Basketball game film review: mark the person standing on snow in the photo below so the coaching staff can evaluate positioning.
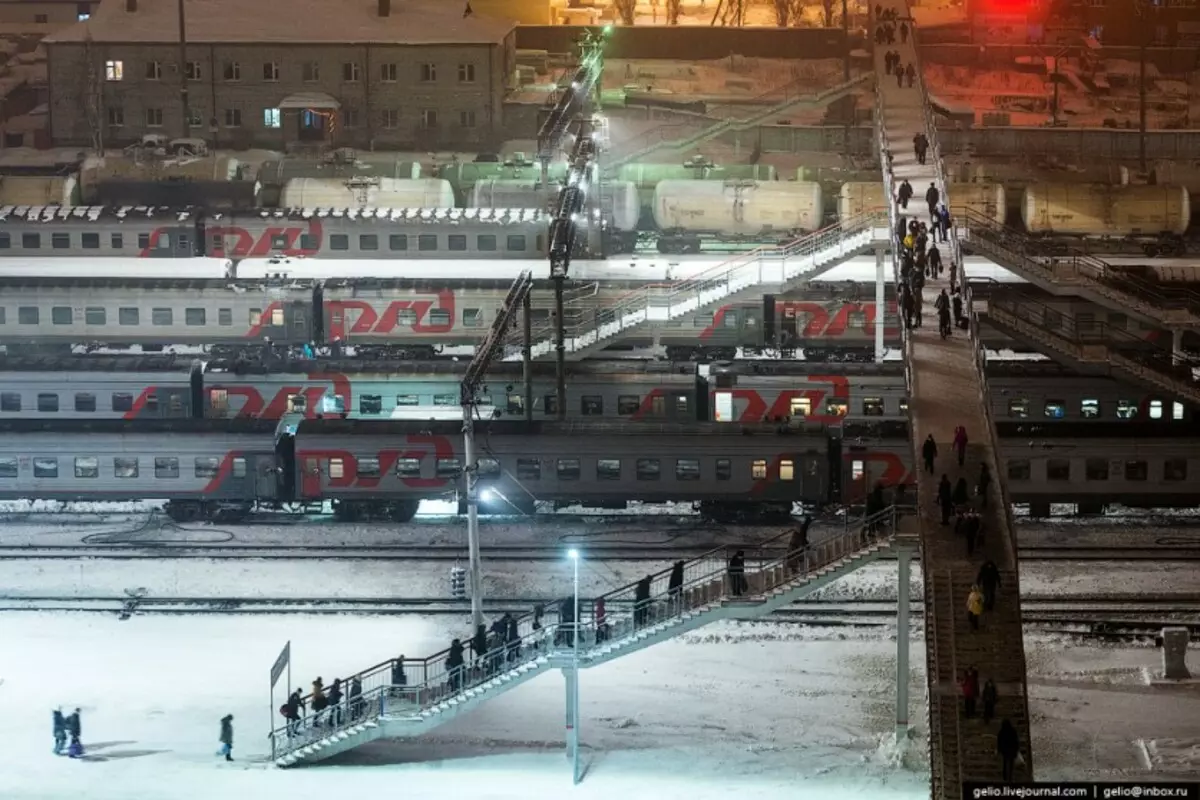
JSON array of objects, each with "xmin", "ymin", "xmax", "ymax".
[
  {"xmin": 52, "ymin": 708, "xmax": 66, "ymax": 755},
  {"xmin": 66, "ymin": 708, "xmax": 83, "ymax": 757},
  {"xmin": 218, "ymin": 714, "xmax": 233, "ymax": 762}
]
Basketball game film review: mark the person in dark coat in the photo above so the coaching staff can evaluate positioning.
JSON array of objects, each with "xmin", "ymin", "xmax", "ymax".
[
  {"xmin": 634, "ymin": 576, "xmax": 652, "ymax": 627},
  {"xmin": 392, "ymin": 656, "xmax": 407, "ymax": 687},
  {"xmin": 952, "ymin": 291, "xmax": 963, "ymax": 328},
  {"xmin": 52, "ymin": 708, "xmax": 67, "ymax": 754},
  {"xmin": 595, "ymin": 597, "xmax": 609, "ymax": 642},
  {"xmin": 982, "ymin": 678, "xmax": 998, "ymax": 723},
  {"xmin": 667, "ymin": 560, "xmax": 685, "ymax": 609},
  {"xmin": 505, "ymin": 612, "xmax": 521, "ymax": 661},
  {"xmin": 348, "ymin": 676, "xmax": 363, "ymax": 721},
  {"xmin": 977, "ymin": 560, "xmax": 1001, "ymax": 611},
  {"xmin": 900, "ymin": 21, "xmax": 909, "ymax": 42},
  {"xmin": 965, "ymin": 511, "xmax": 980, "ymax": 556},
  {"xmin": 922, "ymin": 434, "xmax": 938, "ymax": 474},
  {"xmin": 952, "ymin": 477, "xmax": 969, "ymax": 508},
  {"xmin": 935, "ymin": 289, "xmax": 951, "ymax": 338},
  {"xmin": 327, "ymin": 678, "xmax": 344, "ymax": 727},
  {"xmin": 310, "ymin": 678, "xmax": 327, "ymax": 725},
  {"xmin": 960, "ymin": 667, "xmax": 979, "ymax": 718},
  {"xmin": 786, "ymin": 517, "xmax": 811, "ymax": 574},
  {"xmin": 928, "ymin": 244, "xmax": 942, "ymax": 274},
  {"xmin": 446, "ymin": 638, "xmax": 465, "ymax": 692},
  {"xmin": 977, "ymin": 462, "xmax": 991, "ymax": 508},
  {"xmin": 997, "ymin": 718, "xmax": 1021, "ymax": 781},
  {"xmin": 472, "ymin": 622, "xmax": 489, "ymax": 665},
  {"xmin": 905, "ymin": 63, "xmax": 916, "ymax": 87},
  {"xmin": 218, "ymin": 714, "xmax": 234, "ymax": 762},
  {"xmin": 728, "ymin": 550, "xmax": 747, "ymax": 596},
  {"xmin": 896, "ymin": 62, "xmax": 905, "ymax": 88},
  {"xmin": 953, "ymin": 426, "xmax": 969, "ymax": 467},
  {"xmin": 937, "ymin": 474, "xmax": 953, "ymax": 524},
  {"xmin": 924, "ymin": 183, "xmax": 940, "ymax": 217},
  {"xmin": 897, "ymin": 179, "xmax": 913, "ymax": 210}
]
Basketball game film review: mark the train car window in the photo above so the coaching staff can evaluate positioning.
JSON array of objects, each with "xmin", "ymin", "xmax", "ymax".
[
  {"xmin": 1124, "ymin": 460, "xmax": 1148, "ymax": 481},
  {"xmin": 51, "ymin": 307, "xmax": 72, "ymax": 325},
  {"xmin": 0, "ymin": 457, "xmax": 17, "ymax": 477},
  {"xmin": 693, "ymin": 312, "xmax": 713, "ymax": 328},
  {"xmin": 675, "ymin": 395, "xmax": 689, "ymax": 415},
  {"xmin": 233, "ymin": 458, "xmax": 247, "ymax": 478},
  {"xmin": 33, "ymin": 457, "xmax": 57, "ymax": 478},
  {"xmin": 825, "ymin": 400, "xmax": 848, "ymax": 417},
  {"xmin": 356, "ymin": 458, "xmax": 381, "ymax": 479},
  {"xmin": 0, "ymin": 307, "xmax": 5, "ymax": 324},
  {"xmin": 791, "ymin": 397, "xmax": 811, "ymax": 417},
  {"xmin": 329, "ymin": 235, "xmax": 349, "ymax": 251},
  {"xmin": 18, "ymin": 306, "xmax": 37, "ymax": 325},
  {"xmin": 168, "ymin": 395, "xmax": 183, "ymax": 414},
  {"xmin": 329, "ymin": 458, "xmax": 345, "ymax": 479},
  {"xmin": 418, "ymin": 234, "xmax": 438, "ymax": 251},
  {"xmin": 74, "ymin": 457, "xmax": 99, "ymax": 479},
  {"xmin": 1149, "ymin": 400, "xmax": 1164, "ymax": 420},
  {"xmin": 270, "ymin": 308, "xmax": 284, "ymax": 326},
  {"xmin": 155, "ymin": 457, "xmax": 180, "ymax": 479},
  {"xmin": 1116, "ymin": 400, "xmax": 1137, "ymax": 419},
  {"xmin": 389, "ymin": 234, "xmax": 407, "ymax": 251},
  {"xmin": 0, "ymin": 232, "xmax": 9, "ymax": 248},
  {"xmin": 359, "ymin": 234, "xmax": 379, "ymax": 251},
  {"xmin": 581, "ymin": 395, "xmax": 603, "ymax": 415},
  {"xmin": 716, "ymin": 458, "xmax": 732, "ymax": 480},
  {"xmin": 37, "ymin": 393, "xmax": 58, "ymax": 412},
  {"xmin": 300, "ymin": 234, "xmax": 319, "ymax": 250},
  {"xmin": 1006, "ymin": 460, "xmax": 1030, "ymax": 481},
  {"xmin": 862, "ymin": 397, "xmax": 884, "ymax": 416},
  {"xmin": 596, "ymin": 459, "xmax": 621, "ymax": 480},
  {"xmin": 448, "ymin": 234, "xmax": 467, "ymax": 251},
  {"xmin": 0, "ymin": 392, "xmax": 20, "ymax": 412},
  {"xmin": 505, "ymin": 235, "xmax": 526, "ymax": 252},
  {"xmin": 218, "ymin": 309, "xmax": 233, "ymax": 326},
  {"xmin": 268, "ymin": 234, "xmax": 288, "ymax": 250},
  {"xmin": 477, "ymin": 395, "xmax": 493, "ymax": 407},
  {"xmin": 779, "ymin": 459, "xmax": 794, "ymax": 481},
  {"xmin": 395, "ymin": 394, "xmax": 419, "ymax": 407},
  {"xmin": 722, "ymin": 310, "xmax": 738, "ymax": 328},
  {"xmin": 51, "ymin": 233, "xmax": 70, "ymax": 249},
  {"xmin": 1165, "ymin": 459, "xmax": 1188, "ymax": 481},
  {"xmin": 144, "ymin": 395, "xmax": 159, "ymax": 413},
  {"xmin": 506, "ymin": 394, "xmax": 524, "ymax": 415},
  {"xmin": 178, "ymin": 233, "xmax": 190, "ymax": 251},
  {"xmin": 1084, "ymin": 459, "xmax": 1109, "ymax": 481},
  {"xmin": 516, "ymin": 458, "xmax": 541, "ymax": 480},
  {"xmin": 751, "ymin": 459, "xmax": 767, "ymax": 480},
  {"xmin": 478, "ymin": 458, "xmax": 500, "ymax": 477},
  {"xmin": 463, "ymin": 308, "xmax": 482, "ymax": 327},
  {"xmin": 900, "ymin": 398, "xmax": 909, "ymax": 414},
  {"xmin": 292, "ymin": 308, "xmax": 307, "ymax": 331},
  {"xmin": 111, "ymin": 233, "xmax": 123, "ymax": 250},
  {"xmin": 114, "ymin": 458, "xmax": 139, "ymax": 478},
  {"xmin": 677, "ymin": 459, "xmax": 701, "ymax": 481},
  {"xmin": 556, "ymin": 459, "xmax": 581, "ymax": 481},
  {"xmin": 396, "ymin": 458, "xmax": 421, "ymax": 478},
  {"xmin": 22, "ymin": 233, "xmax": 39, "ymax": 249},
  {"xmin": 185, "ymin": 308, "xmax": 206, "ymax": 326},
  {"xmin": 137, "ymin": 233, "xmax": 150, "ymax": 249},
  {"xmin": 851, "ymin": 460, "xmax": 865, "ymax": 481},
  {"xmin": 649, "ymin": 395, "xmax": 666, "ymax": 417},
  {"xmin": 617, "ymin": 395, "xmax": 640, "ymax": 415},
  {"xmin": 85, "ymin": 307, "xmax": 106, "ymax": 326},
  {"xmin": 543, "ymin": 394, "xmax": 558, "ymax": 415},
  {"xmin": 433, "ymin": 394, "xmax": 456, "ymax": 406},
  {"xmin": 636, "ymin": 458, "xmax": 661, "ymax": 481},
  {"xmin": 1080, "ymin": 399, "xmax": 1099, "ymax": 418},
  {"xmin": 151, "ymin": 308, "xmax": 173, "ymax": 326},
  {"xmin": 428, "ymin": 309, "xmax": 450, "ymax": 327},
  {"xmin": 1007, "ymin": 398, "xmax": 1028, "ymax": 418},
  {"xmin": 1044, "ymin": 400, "xmax": 1065, "ymax": 419},
  {"xmin": 74, "ymin": 393, "xmax": 96, "ymax": 413},
  {"xmin": 396, "ymin": 309, "xmax": 417, "ymax": 327},
  {"xmin": 287, "ymin": 394, "xmax": 306, "ymax": 413},
  {"xmin": 359, "ymin": 395, "xmax": 383, "ymax": 414},
  {"xmin": 436, "ymin": 458, "xmax": 461, "ymax": 478},
  {"xmin": 249, "ymin": 309, "xmax": 262, "ymax": 326},
  {"xmin": 1046, "ymin": 459, "xmax": 1070, "ymax": 481},
  {"xmin": 119, "ymin": 307, "xmax": 139, "ymax": 326},
  {"xmin": 111, "ymin": 393, "xmax": 133, "ymax": 412},
  {"xmin": 477, "ymin": 235, "xmax": 497, "ymax": 251},
  {"xmin": 1174, "ymin": 402, "xmax": 1186, "ymax": 421},
  {"xmin": 81, "ymin": 233, "xmax": 100, "ymax": 250}
]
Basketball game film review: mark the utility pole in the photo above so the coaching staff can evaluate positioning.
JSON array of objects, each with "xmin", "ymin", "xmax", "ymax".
[
  {"xmin": 1139, "ymin": 37, "xmax": 1147, "ymax": 173},
  {"xmin": 177, "ymin": 0, "xmax": 190, "ymax": 139}
]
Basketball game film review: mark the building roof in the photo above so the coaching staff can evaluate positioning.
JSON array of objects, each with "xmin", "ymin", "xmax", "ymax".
[{"xmin": 45, "ymin": 0, "xmax": 515, "ymax": 46}]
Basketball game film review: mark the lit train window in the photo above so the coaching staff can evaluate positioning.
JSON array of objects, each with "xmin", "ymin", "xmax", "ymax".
[
  {"xmin": 395, "ymin": 395, "xmax": 418, "ymax": 407},
  {"xmin": 506, "ymin": 395, "xmax": 523, "ymax": 415},
  {"xmin": 1165, "ymin": 459, "xmax": 1188, "ymax": 481},
  {"xmin": 1149, "ymin": 400, "xmax": 1164, "ymax": 420},
  {"xmin": 1085, "ymin": 459, "xmax": 1108, "ymax": 481},
  {"xmin": 1046, "ymin": 459, "xmax": 1070, "ymax": 481},
  {"xmin": 581, "ymin": 396, "xmax": 603, "ymax": 415},
  {"xmin": 790, "ymin": 397, "xmax": 811, "ymax": 418},
  {"xmin": 714, "ymin": 391, "xmax": 732, "ymax": 422},
  {"xmin": 0, "ymin": 392, "xmax": 20, "ymax": 412},
  {"xmin": 436, "ymin": 458, "xmax": 461, "ymax": 478},
  {"xmin": 396, "ymin": 458, "xmax": 420, "ymax": 478},
  {"xmin": 271, "ymin": 308, "xmax": 284, "ymax": 326},
  {"xmin": 1080, "ymin": 399, "xmax": 1099, "ymax": 418},
  {"xmin": 900, "ymin": 398, "xmax": 909, "ymax": 414},
  {"xmin": 433, "ymin": 394, "xmax": 456, "ymax": 406},
  {"xmin": 751, "ymin": 460, "xmax": 767, "ymax": 480},
  {"xmin": 851, "ymin": 460, "xmax": 864, "ymax": 481},
  {"xmin": 716, "ymin": 459, "xmax": 731, "ymax": 480},
  {"xmin": 1007, "ymin": 460, "xmax": 1030, "ymax": 480},
  {"xmin": 0, "ymin": 457, "xmax": 17, "ymax": 477},
  {"xmin": 779, "ymin": 460, "xmax": 794, "ymax": 481},
  {"xmin": 193, "ymin": 458, "xmax": 220, "ymax": 478},
  {"xmin": 155, "ymin": 457, "xmax": 179, "ymax": 478},
  {"xmin": 516, "ymin": 459, "xmax": 540, "ymax": 480},
  {"xmin": 74, "ymin": 458, "xmax": 99, "ymax": 479},
  {"xmin": 114, "ymin": 458, "xmax": 139, "ymax": 478},
  {"xmin": 33, "ymin": 457, "xmax": 57, "ymax": 478},
  {"xmin": 1007, "ymin": 399, "xmax": 1028, "ymax": 418},
  {"xmin": 675, "ymin": 395, "xmax": 689, "ymax": 415},
  {"xmin": 636, "ymin": 459, "xmax": 660, "ymax": 481},
  {"xmin": 597, "ymin": 459, "xmax": 621, "ymax": 480},
  {"xmin": 329, "ymin": 458, "xmax": 344, "ymax": 479},
  {"xmin": 233, "ymin": 458, "xmax": 246, "ymax": 478},
  {"xmin": 1124, "ymin": 461, "xmax": 1148, "ymax": 481},
  {"xmin": 250, "ymin": 308, "xmax": 262, "ymax": 326},
  {"xmin": 825, "ymin": 400, "xmax": 848, "ymax": 417},
  {"xmin": 1044, "ymin": 400, "xmax": 1065, "ymax": 419},
  {"xmin": 676, "ymin": 459, "xmax": 701, "ymax": 481},
  {"xmin": 287, "ymin": 394, "xmax": 306, "ymax": 413},
  {"xmin": 1174, "ymin": 402, "xmax": 1185, "ymax": 421},
  {"xmin": 1115, "ymin": 401, "xmax": 1137, "ymax": 419},
  {"xmin": 862, "ymin": 397, "xmax": 884, "ymax": 416},
  {"xmin": 617, "ymin": 395, "xmax": 639, "ymax": 416},
  {"xmin": 356, "ymin": 458, "xmax": 380, "ymax": 479}
]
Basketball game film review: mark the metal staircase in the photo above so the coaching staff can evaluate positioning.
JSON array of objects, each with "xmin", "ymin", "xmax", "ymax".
[
  {"xmin": 607, "ymin": 73, "xmax": 875, "ymax": 171},
  {"xmin": 959, "ymin": 209, "xmax": 1200, "ymax": 330},
  {"xmin": 983, "ymin": 288, "xmax": 1200, "ymax": 405},
  {"xmin": 503, "ymin": 212, "xmax": 888, "ymax": 361},
  {"xmin": 271, "ymin": 507, "xmax": 916, "ymax": 767}
]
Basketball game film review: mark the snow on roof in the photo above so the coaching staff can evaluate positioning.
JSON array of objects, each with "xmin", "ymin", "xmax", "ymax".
[
  {"xmin": 0, "ymin": 205, "xmax": 194, "ymax": 223},
  {"xmin": 259, "ymin": 207, "xmax": 551, "ymax": 226}
]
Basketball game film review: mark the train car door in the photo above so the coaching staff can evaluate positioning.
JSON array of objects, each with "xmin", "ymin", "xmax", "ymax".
[
  {"xmin": 739, "ymin": 304, "xmax": 762, "ymax": 351},
  {"xmin": 283, "ymin": 301, "xmax": 310, "ymax": 345},
  {"xmin": 146, "ymin": 225, "xmax": 197, "ymax": 258},
  {"xmin": 253, "ymin": 454, "xmax": 278, "ymax": 501},
  {"xmin": 799, "ymin": 453, "xmax": 826, "ymax": 505}
]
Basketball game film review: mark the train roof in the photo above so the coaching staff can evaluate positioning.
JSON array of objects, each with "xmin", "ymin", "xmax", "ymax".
[
  {"xmin": 0, "ymin": 419, "xmax": 280, "ymax": 434},
  {"xmin": 0, "ymin": 205, "xmax": 196, "ymax": 224},
  {"xmin": 242, "ymin": 207, "xmax": 551, "ymax": 226},
  {"xmin": 713, "ymin": 361, "xmax": 905, "ymax": 378},
  {"xmin": 202, "ymin": 358, "xmax": 704, "ymax": 378},
  {"xmin": 0, "ymin": 355, "xmax": 198, "ymax": 373},
  {"xmin": 296, "ymin": 419, "xmax": 830, "ymax": 439},
  {"xmin": 997, "ymin": 421, "xmax": 1200, "ymax": 438},
  {"xmin": 0, "ymin": 258, "xmax": 230, "ymax": 281}
]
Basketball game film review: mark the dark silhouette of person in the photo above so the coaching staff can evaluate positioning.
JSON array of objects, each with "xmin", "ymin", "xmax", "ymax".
[
  {"xmin": 937, "ymin": 474, "xmax": 953, "ymax": 524},
  {"xmin": 446, "ymin": 638, "xmax": 465, "ymax": 692},
  {"xmin": 997, "ymin": 718, "xmax": 1021, "ymax": 782},
  {"xmin": 728, "ymin": 550, "xmax": 747, "ymax": 596},
  {"xmin": 667, "ymin": 560, "xmax": 685, "ymax": 609},
  {"xmin": 982, "ymin": 678, "xmax": 998, "ymax": 723},
  {"xmin": 634, "ymin": 575, "xmax": 652, "ymax": 627},
  {"xmin": 977, "ymin": 560, "xmax": 1001, "ymax": 611},
  {"xmin": 922, "ymin": 434, "xmax": 937, "ymax": 474},
  {"xmin": 977, "ymin": 462, "xmax": 991, "ymax": 507}
]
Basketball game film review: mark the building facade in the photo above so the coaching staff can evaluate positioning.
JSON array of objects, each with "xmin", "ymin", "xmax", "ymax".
[
  {"xmin": 0, "ymin": 0, "xmax": 97, "ymax": 27},
  {"xmin": 44, "ymin": 0, "xmax": 517, "ymax": 151}
]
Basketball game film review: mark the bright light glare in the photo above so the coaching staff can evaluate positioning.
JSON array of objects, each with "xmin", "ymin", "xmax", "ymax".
[
  {"xmin": 482, "ymin": 489, "xmax": 496, "ymax": 501},
  {"xmin": 567, "ymin": 548, "xmax": 579, "ymax": 560}
]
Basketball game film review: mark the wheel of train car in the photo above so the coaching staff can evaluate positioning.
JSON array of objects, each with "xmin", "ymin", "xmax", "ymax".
[
  {"xmin": 1143, "ymin": 242, "xmax": 1161, "ymax": 258},
  {"xmin": 388, "ymin": 501, "xmax": 419, "ymax": 523}
]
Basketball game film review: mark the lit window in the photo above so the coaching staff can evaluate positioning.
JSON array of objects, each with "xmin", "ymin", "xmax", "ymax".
[
  {"xmin": 790, "ymin": 397, "xmax": 811, "ymax": 417},
  {"xmin": 329, "ymin": 458, "xmax": 344, "ymax": 479},
  {"xmin": 1044, "ymin": 400, "xmax": 1065, "ymax": 419},
  {"xmin": 1149, "ymin": 400, "xmax": 1164, "ymax": 420},
  {"xmin": 1116, "ymin": 400, "xmax": 1137, "ymax": 419},
  {"xmin": 1008, "ymin": 398, "xmax": 1029, "ymax": 418},
  {"xmin": 263, "ymin": 108, "xmax": 281, "ymax": 129},
  {"xmin": 851, "ymin": 459, "xmax": 864, "ymax": 481},
  {"xmin": 1080, "ymin": 398, "xmax": 1099, "ymax": 418},
  {"xmin": 779, "ymin": 459, "xmax": 795, "ymax": 481},
  {"xmin": 752, "ymin": 459, "xmax": 768, "ymax": 479},
  {"xmin": 1174, "ymin": 402, "xmax": 1185, "ymax": 421},
  {"xmin": 105, "ymin": 60, "xmax": 124, "ymax": 81}
]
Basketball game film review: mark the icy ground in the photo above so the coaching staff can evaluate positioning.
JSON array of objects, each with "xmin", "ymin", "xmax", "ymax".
[{"xmin": 5, "ymin": 614, "xmax": 1199, "ymax": 800}]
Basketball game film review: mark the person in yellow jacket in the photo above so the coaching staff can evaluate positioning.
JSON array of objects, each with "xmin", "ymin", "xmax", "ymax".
[
  {"xmin": 903, "ymin": 233, "xmax": 914, "ymax": 251},
  {"xmin": 966, "ymin": 585, "xmax": 984, "ymax": 631}
]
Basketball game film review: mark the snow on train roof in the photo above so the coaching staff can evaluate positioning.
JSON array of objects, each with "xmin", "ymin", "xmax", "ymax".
[
  {"xmin": 0, "ymin": 205, "xmax": 195, "ymax": 223},
  {"xmin": 0, "ymin": 257, "xmax": 229, "ymax": 280},
  {"xmin": 244, "ymin": 207, "xmax": 552, "ymax": 226}
]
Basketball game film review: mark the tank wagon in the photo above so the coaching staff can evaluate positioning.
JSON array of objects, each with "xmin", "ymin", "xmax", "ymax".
[
  {"xmin": 838, "ymin": 182, "xmax": 1007, "ymax": 225},
  {"xmin": 1021, "ymin": 184, "xmax": 1192, "ymax": 255},
  {"xmin": 439, "ymin": 157, "xmax": 569, "ymax": 205},
  {"xmin": 279, "ymin": 178, "xmax": 455, "ymax": 210},
  {"xmin": 651, "ymin": 180, "xmax": 824, "ymax": 253},
  {"xmin": 470, "ymin": 178, "xmax": 642, "ymax": 252}
]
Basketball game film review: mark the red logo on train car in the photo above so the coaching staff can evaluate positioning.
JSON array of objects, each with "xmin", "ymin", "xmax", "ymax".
[
  {"xmin": 203, "ymin": 219, "xmax": 325, "ymax": 259},
  {"xmin": 298, "ymin": 436, "xmax": 457, "ymax": 498},
  {"xmin": 700, "ymin": 301, "xmax": 901, "ymax": 341},
  {"xmin": 325, "ymin": 290, "xmax": 457, "ymax": 339},
  {"xmin": 200, "ymin": 451, "xmax": 246, "ymax": 494},
  {"xmin": 717, "ymin": 376, "xmax": 853, "ymax": 423},
  {"xmin": 205, "ymin": 372, "xmax": 353, "ymax": 421}
]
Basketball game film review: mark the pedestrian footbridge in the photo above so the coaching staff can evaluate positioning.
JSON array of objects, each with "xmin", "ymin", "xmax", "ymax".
[{"xmin": 270, "ymin": 509, "xmax": 918, "ymax": 768}]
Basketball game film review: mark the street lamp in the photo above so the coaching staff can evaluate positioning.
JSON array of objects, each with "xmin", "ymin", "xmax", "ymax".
[{"xmin": 567, "ymin": 548, "xmax": 580, "ymax": 650}]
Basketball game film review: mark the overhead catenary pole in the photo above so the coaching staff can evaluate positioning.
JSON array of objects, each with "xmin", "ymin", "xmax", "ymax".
[
  {"xmin": 523, "ymin": 291, "xmax": 533, "ymax": 423},
  {"xmin": 177, "ymin": 0, "xmax": 190, "ymax": 139},
  {"xmin": 874, "ymin": 248, "xmax": 885, "ymax": 363},
  {"xmin": 895, "ymin": 542, "xmax": 912, "ymax": 744}
]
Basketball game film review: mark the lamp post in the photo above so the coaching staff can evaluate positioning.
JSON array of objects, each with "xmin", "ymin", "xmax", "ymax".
[{"xmin": 567, "ymin": 547, "xmax": 581, "ymax": 784}]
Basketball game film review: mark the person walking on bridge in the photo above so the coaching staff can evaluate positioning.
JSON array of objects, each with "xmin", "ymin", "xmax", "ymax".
[
  {"xmin": 900, "ymin": 21, "xmax": 909, "ymax": 43},
  {"xmin": 728, "ymin": 550, "xmax": 748, "ymax": 596},
  {"xmin": 905, "ymin": 63, "xmax": 915, "ymax": 87},
  {"xmin": 977, "ymin": 559, "xmax": 1001, "ymax": 611},
  {"xmin": 966, "ymin": 584, "xmax": 984, "ymax": 631},
  {"xmin": 924, "ymin": 183, "xmax": 940, "ymax": 219},
  {"xmin": 982, "ymin": 678, "xmax": 998, "ymax": 723},
  {"xmin": 935, "ymin": 289, "xmax": 951, "ymax": 338},
  {"xmin": 997, "ymin": 719, "xmax": 1021, "ymax": 782},
  {"xmin": 937, "ymin": 474, "xmax": 953, "ymax": 524},
  {"xmin": 977, "ymin": 462, "xmax": 991, "ymax": 507},
  {"xmin": 960, "ymin": 667, "xmax": 979, "ymax": 718},
  {"xmin": 921, "ymin": 434, "xmax": 937, "ymax": 474},
  {"xmin": 953, "ymin": 425, "xmax": 968, "ymax": 467}
]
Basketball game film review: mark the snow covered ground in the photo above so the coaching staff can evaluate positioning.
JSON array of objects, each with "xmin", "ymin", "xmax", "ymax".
[{"xmin": 6, "ymin": 612, "xmax": 1199, "ymax": 800}]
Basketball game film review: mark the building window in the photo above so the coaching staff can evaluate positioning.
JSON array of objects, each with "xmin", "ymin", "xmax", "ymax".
[
  {"xmin": 380, "ymin": 62, "xmax": 397, "ymax": 82},
  {"xmin": 223, "ymin": 108, "xmax": 242, "ymax": 128},
  {"xmin": 223, "ymin": 61, "xmax": 240, "ymax": 81},
  {"xmin": 184, "ymin": 61, "xmax": 201, "ymax": 80},
  {"xmin": 420, "ymin": 109, "xmax": 437, "ymax": 128},
  {"xmin": 343, "ymin": 108, "xmax": 360, "ymax": 129},
  {"xmin": 342, "ymin": 62, "xmax": 360, "ymax": 82},
  {"xmin": 420, "ymin": 63, "xmax": 436, "ymax": 82},
  {"xmin": 460, "ymin": 110, "xmax": 476, "ymax": 128},
  {"xmin": 302, "ymin": 62, "xmax": 319, "ymax": 82},
  {"xmin": 107, "ymin": 107, "xmax": 124, "ymax": 126},
  {"xmin": 263, "ymin": 61, "xmax": 279, "ymax": 81},
  {"xmin": 263, "ymin": 108, "xmax": 281, "ymax": 128},
  {"xmin": 146, "ymin": 108, "xmax": 163, "ymax": 128},
  {"xmin": 145, "ymin": 60, "xmax": 161, "ymax": 80},
  {"xmin": 458, "ymin": 63, "xmax": 476, "ymax": 82},
  {"xmin": 105, "ymin": 60, "xmax": 124, "ymax": 81},
  {"xmin": 381, "ymin": 109, "xmax": 399, "ymax": 129},
  {"xmin": 187, "ymin": 107, "xmax": 203, "ymax": 127}
]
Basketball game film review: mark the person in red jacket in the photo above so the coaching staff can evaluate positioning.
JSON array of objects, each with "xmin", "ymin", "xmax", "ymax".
[{"xmin": 960, "ymin": 667, "xmax": 980, "ymax": 718}]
